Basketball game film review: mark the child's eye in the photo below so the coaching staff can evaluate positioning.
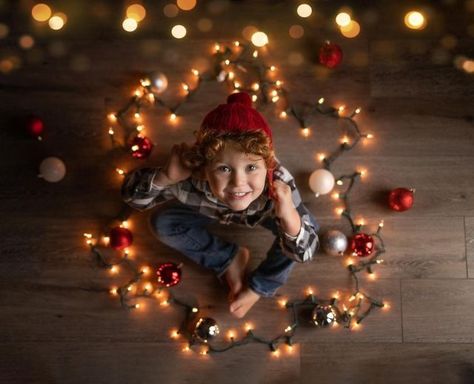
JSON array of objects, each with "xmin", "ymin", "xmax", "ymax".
[
  {"xmin": 217, "ymin": 166, "xmax": 231, "ymax": 173},
  {"xmin": 247, "ymin": 164, "xmax": 258, "ymax": 171}
]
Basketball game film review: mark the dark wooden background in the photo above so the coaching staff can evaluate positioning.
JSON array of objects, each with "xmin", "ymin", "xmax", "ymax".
[{"xmin": 1, "ymin": 1, "xmax": 474, "ymax": 383}]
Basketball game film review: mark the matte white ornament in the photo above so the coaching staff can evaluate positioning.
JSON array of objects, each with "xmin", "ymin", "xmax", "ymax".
[
  {"xmin": 308, "ymin": 169, "xmax": 335, "ymax": 197},
  {"xmin": 38, "ymin": 157, "xmax": 66, "ymax": 182}
]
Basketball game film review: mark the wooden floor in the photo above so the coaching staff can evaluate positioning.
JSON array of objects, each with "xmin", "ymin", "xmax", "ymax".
[{"xmin": 1, "ymin": 1, "xmax": 474, "ymax": 383}]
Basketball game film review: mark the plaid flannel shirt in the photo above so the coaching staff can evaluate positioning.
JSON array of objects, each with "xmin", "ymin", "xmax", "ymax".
[{"xmin": 121, "ymin": 163, "xmax": 319, "ymax": 263}]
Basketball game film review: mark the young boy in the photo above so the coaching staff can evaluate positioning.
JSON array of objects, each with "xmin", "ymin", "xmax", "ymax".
[{"xmin": 121, "ymin": 92, "xmax": 319, "ymax": 318}]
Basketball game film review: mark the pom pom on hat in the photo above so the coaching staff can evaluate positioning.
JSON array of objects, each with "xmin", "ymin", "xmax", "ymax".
[{"xmin": 200, "ymin": 92, "xmax": 272, "ymax": 141}]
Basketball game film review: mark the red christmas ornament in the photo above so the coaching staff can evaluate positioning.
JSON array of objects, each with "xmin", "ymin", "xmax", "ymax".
[
  {"xmin": 26, "ymin": 115, "xmax": 44, "ymax": 139},
  {"xmin": 109, "ymin": 227, "xmax": 133, "ymax": 250},
  {"xmin": 156, "ymin": 262, "xmax": 182, "ymax": 287},
  {"xmin": 349, "ymin": 233, "xmax": 374, "ymax": 257},
  {"xmin": 319, "ymin": 42, "xmax": 343, "ymax": 69},
  {"xmin": 130, "ymin": 135, "xmax": 154, "ymax": 159},
  {"xmin": 389, "ymin": 188, "xmax": 415, "ymax": 212}
]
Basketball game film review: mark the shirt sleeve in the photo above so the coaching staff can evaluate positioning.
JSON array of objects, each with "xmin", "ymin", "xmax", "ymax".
[
  {"xmin": 274, "ymin": 166, "xmax": 320, "ymax": 263},
  {"xmin": 121, "ymin": 167, "xmax": 176, "ymax": 211}
]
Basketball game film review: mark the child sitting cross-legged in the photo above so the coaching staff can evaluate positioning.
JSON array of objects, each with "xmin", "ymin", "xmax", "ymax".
[{"xmin": 122, "ymin": 92, "xmax": 319, "ymax": 318}]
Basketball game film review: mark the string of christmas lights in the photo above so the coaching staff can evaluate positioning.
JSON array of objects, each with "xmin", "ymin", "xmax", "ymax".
[{"xmin": 91, "ymin": 39, "xmax": 390, "ymax": 356}]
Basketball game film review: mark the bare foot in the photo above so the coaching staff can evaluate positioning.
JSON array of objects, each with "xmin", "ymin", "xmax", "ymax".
[
  {"xmin": 224, "ymin": 247, "xmax": 249, "ymax": 301},
  {"xmin": 229, "ymin": 287, "xmax": 261, "ymax": 318}
]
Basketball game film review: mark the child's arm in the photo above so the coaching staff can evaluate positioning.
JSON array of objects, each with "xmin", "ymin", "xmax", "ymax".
[
  {"xmin": 272, "ymin": 173, "xmax": 320, "ymax": 263},
  {"xmin": 121, "ymin": 143, "xmax": 192, "ymax": 211}
]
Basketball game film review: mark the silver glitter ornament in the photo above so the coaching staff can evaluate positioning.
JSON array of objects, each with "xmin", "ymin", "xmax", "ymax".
[
  {"xmin": 312, "ymin": 305, "xmax": 336, "ymax": 327},
  {"xmin": 322, "ymin": 229, "xmax": 348, "ymax": 256},
  {"xmin": 194, "ymin": 317, "xmax": 220, "ymax": 341},
  {"xmin": 149, "ymin": 71, "xmax": 168, "ymax": 94}
]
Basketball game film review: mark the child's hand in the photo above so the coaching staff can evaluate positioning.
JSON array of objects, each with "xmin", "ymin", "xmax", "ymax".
[
  {"xmin": 162, "ymin": 143, "xmax": 193, "ymax": 184},
  {"xmin": 272, "ymin": 180, "xmax": 295, "ymax": 219},
  {"xmin": 272, "ymin": 180, "xmax": 302, "ymax": 237}
]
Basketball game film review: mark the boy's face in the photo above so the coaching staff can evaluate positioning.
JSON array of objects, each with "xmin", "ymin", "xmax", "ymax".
[{"xmin": 204, "ymin": 143, "xmax": 267, "ymax": 211}]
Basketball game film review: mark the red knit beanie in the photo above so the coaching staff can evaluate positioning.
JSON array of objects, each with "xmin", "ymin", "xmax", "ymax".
[
  {"xmin": 199, "ymin": 92, "xmax": 275, "ymax": 198},
  {"xmin": 200, "ymin": 92, "xmax": 272, "ymax": 141}
]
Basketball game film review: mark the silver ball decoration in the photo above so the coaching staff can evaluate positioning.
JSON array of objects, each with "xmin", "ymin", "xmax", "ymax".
[
  {"xmin": 322, "ymin": 229, "xmax": 348, "ymax": 256},
  {"xmin": 194, "ymin": 317, "xmax": 220, "ymax": 341},
  {"xmin": 312, "ymin": 305, "xmax": 336, "ymax": 327},
  {"xmin": 149, "ymin": 71, "xmax": 168, "ymax": 94}
]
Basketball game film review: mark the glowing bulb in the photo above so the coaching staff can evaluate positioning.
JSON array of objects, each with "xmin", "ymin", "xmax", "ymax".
[
  {"xmin": 271, "ymin": 90, "xmax": 278, "ymax": 97},
  {"xmin": 333, "ymin": 291, "xmax": 340, "ymax": 299},
  {"xmin": 49, "ymin": 14, "xmax": 66, "ymax": 30},
  {"xmin": 234, "ymin": 81, "xmax": 241, "ymax": 89},
  {"xmin": 335, "ymin": 207, "xmax": 344, "ymax": 216},
  {"xmin": 224, "ymin": 59, "xmax": 230, "ymax": 65},
  {"xmin": 170, "ymin": 113, "xmax": 177, "ymax": 121},
  {"xmin": 336, "ymin": 179, "xmax": 343, "ymax": 186},
  {"xmin": 253, "ymin": 50, "xmax": 259, "ymax": 58},
  {"xmin": 300, "ymin": 128, "xmax": 310, "ymax": 138},
  {"xmin": 108, "ymin": 113, "xmax": 117, "ymax": 122},
  {"xmin": 32, "ymin": 3, "xmax": 52, "ymax": 22},
  {"xmin": 252, "ymin": 95, "xmax": 258, "ymax": 102},
  {"xmin": 233, "ymin": 41, "xmax": 240, "ymax": 47},
  {"xmin": 297, "ymin": 4, "xmax": 312, "ymax": 18},
  {"xmin": 346, "ymin": 258, "xmax": 353, "ymax": 267},
  {"xmin": 366, "ymin": 133, "xmax": 374, "ymax": 139},
  {"xmin": 331, "ymin": 192, "xmax": 340, "ymax": 200},
  {"xmin": 140, "ymin": 78, "xmax": 151, "ymax": 87},
  {"xmin": 317, "ymin": 153, "xmax": 326, "ymax": 161},
  {"xmin": 335, "ymin": 12, "xmax": 351, "ymax": 27},
  {"xmin": 338, "ymin": 105, "xmax": 346, "ymax": 114},
  {"xmin": 126, "ymin": 4, "xmax": 146, "ymax": 22},
  {"xmin": 214, "ymin": 43, "xmax": 220, "ymax": 52},
  {"xmin": 318, "ymin": 97, "xmax": 325, "ymax": 104},
  {"xmin": 341, "ymin": 136, "xmax": 350, "ymax": 144},
  {"xmin": 116, "ymin": 168, "xmax": 125, "ymax": 175},
  {"xmin": 355, "ymin": 107, "xmax": 361, "ymax": 114},
  {"xmin": 270, "ymin": 65, "xmax": 276, "ymax": 71},
  {"xmin": 227, "ymin": 330, "xmax": 235, "ymax": 340},
  {"xmin": 182, "ymin": 345, "xmax": 190, "ymax": 352},
  {"xmin": 272, "ymin": 96, "xmax": 279, "ymax": 103},
  {"xmin": 170, "ymin": 329, "xmax": 180, "ymax": 339},
  {"xmin": 279, "ymin": 111, "xmax": 287, "ymax": 119},
  {"xmin": 171, "ymin": 25, "xmax": 187, "ymax": 39},
  {"xmin": 251, "ymin": 31, "xmax": 268, "ymax": 47},
  {"xmin": 359, "ymin": 169, "xmax": 367, "ymax": 177},
  {"xmin": 340, "ymin": 20, "xmax": 361, "ymax": 38},
  {"xmin": 110, "ymin": 266, "xmax": 119, "ymax": 274},
  {"xmin": 228, "ymin": 71, "xmax": 235, "ymax": 80},
  {"xmin": 141, "ymin": 266, "xmax": 150, "ymax": 275},
  {"xmin": 135, "ymin": 303, "xmax": 141, "ymax": 309},
  {"xmin": 287, "ymin": 345, "xmax": 294, "ymax": 353},
  {"xmin": 358, "ymin": 218, "xmax": 365, "ymax": 226},
  {"xmin": 272, "ymin": 349, "xmax": 280, "ymax": 357},
  {"xmin": 108, "ymin": 128, "xmax": 114, "ymax": 136},
  {"xmin": 244, "ymin": 323, "xmax": 253, "ymax": 331},
  {"xmin": 404, "ymin": 11, "xmax": 426, "ymax": 30},
  {"xmin": 278, "ymin": 299, "xmax": 288, "ymax": 308},
  {"xmin": 252, "ymin": 83, "xmax": 260, "ymax": 91},
  {"xmin": 284, "ymin": 326, "xmax": 293, "ymax": 333},
  {"xmin": 306, "ymin": 287, "xmax": 314, "ymax": 295},
  {"xmin": 182, "ymin": 83, "xmax": 189, "ymax": 91},
  {"xmin": 136, "ymin": 124, "xmax": 144, "ymax": 132},
  {"xmin": 192, "ymin": 307, "xmax": 199, "ymax": 313},
  {"xmin": 191, "ymin": 68, "xmax": 199, "ymax": 76},
  {"xmin": 275, "ymin": 80, "xmax": 282, "ymax": 87},
  {"xmin": 110, "ymin": 287, "xmax": 118, "ymax": 296},
  {"xmin": 383, "ymin": 302, "xmax": 391, "ymax": 311},
  {"xmin": 369, "ymin": 272, "xmax": 377, "ymax": 280},
  {"xmin": 122, "ymin": 18, "xmax": 138, "ymax": 32}
]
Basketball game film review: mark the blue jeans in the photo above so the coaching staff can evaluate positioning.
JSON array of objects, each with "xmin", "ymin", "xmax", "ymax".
[{"xmin": 149, "ymin": 202, "xmax": 303, "ymax": 297}]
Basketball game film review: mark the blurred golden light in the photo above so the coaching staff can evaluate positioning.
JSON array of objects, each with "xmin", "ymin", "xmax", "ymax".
[
  {"xmin": 289, "ymin": 24, "xmax": 304, "ymax": 39},
  {"xmin": 32, "ymin": 3, "xmax": 52, "ymax": 22},
  {"xmin": 404, "ymin": 11, "xmax": 426, "ymax": 30},
  {"xmin": 335, "ymin": 12, "xmax": 351, "ymax": 27},
  {"xmin": 340, "ymin": 20, "xmax": 360, "ymax": 38},
  {"xmin": 163, "ymin": 3, "xmax": 179, "ymax": 17},
  {"xmin": 463, "ymin": 60, "xmax": 474, "ymax": 73},
  {"xmin": 242, "ymin": 25, "xmax": 258, "ymax": 41},
  {"xmin": 19, "ymin": 35, "xmax": 35, "ymax": 49},
  {"xmin": 0, "ymin": 23, "xmax": 9, "ymax": 39},
  {"xmin": 171, "ymin": 25, "xmax": 187, "ymax": 38},
  {"xmin": 177, "ymin": 0, "xmax": 197, "ymax": 11},
  {"xmin": 122, "ymin": 18, "xmax": 138, "ymax": 32},
  {"xmin": 197, "ymin": 18, "xmax": 212, "ymax": 32},
  {"xmin": 48, "ymin": 14, "xmax": 66, "ymax": 30},
  {"xmin": 251, "ymin": 31, "xmax": 268, "ymax": 47},
  {"xmin": 297, "ymin": 3, "xmax": 312, "ymax": 18},
  {"xmin": 288, "ymin": 52, "xmax": 304, "ymax": 66},
  {"xmin": 0, "ymin": 58, "xmax": 14, "ymax": 74},
  {"xmin": 126, "ymin": 4, "xmax": 146, "ymax": 22}
]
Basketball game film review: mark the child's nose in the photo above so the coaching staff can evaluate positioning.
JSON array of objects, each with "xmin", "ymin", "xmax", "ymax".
[{"xmin": 231, "ymin": 170, "xmax": 247, "ymax": 187}]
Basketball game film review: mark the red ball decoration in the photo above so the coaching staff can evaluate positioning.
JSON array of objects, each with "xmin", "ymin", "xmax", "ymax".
[
  {"xmin": 26, "ymin": 115, "xmax": 44, "ymax": 139},
  {"xmin": 349, "ymin": 233, "xmax": 374, "ymax": 257},
  {"xmin": 156, "ymin": 262, "xmax": 182, "ymax": 287},
  {"xmin": 109, "ymin": 227, "xmax": 133, "ymax": 250},
  {"xmin": 389, "ymin": 188, "xmax": 415, "ymax": 212},
  {"xmin": 129, "ymin": 135, "xmax": 154, "ymax": 159},
  {"xmin": 319, "ymin": 42, "xmax": 343, "ymax": 69}
]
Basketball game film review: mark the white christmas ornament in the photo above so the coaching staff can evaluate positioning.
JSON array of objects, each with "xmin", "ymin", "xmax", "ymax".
[
  {"xmin": 308, "ymin": 169, "xmax": 335, "ymax": 197},
  {"xmin": 149, "ymin": 71, "xmax": 168, "ymax": 94},
  {"xmin": 38, "ymin": 157, "xmax": 66, "ymax": 182}
]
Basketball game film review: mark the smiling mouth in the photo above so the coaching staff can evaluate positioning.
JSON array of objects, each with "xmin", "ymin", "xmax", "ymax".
[{"xmin": 228, "ymin": 191, "xmax": 251, "ymax": 199}]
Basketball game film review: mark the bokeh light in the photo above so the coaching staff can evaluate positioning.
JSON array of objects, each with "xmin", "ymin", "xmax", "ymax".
[
  {"xmin": 48, "ymin": 14, "xmax": 66, "ymax": 30},
  {"xmin": 19, "ymin": 35, "xmax": 35, "ymax": 49},
  {"xmin": 340, "ymin": 20, "xmax": 360, "ymax": 38},
  {"xmin": 126, "ymin": 4, "xmax": 146, "ymax": 22},
  {"xmin": 163, "ymin": 3, "xmax": 179, "ymax": 17},
  {"xmin": 288, "ymin": 52, "xmax": 304, "ymax": 66},
  {"xmin": 251, "ymin": 31, "xmax": 268, "ymax": 47},
  {"xmin": 0, "ymin": 23, "xmax": 9, "ymax": 39},
  {"xmin": 197, "ymin": 18, "xmax": 212, "ymax": 32},
  {"xmin": 336, "ymin": 12, "xmax": 351, "ymax": 27},
  {"xmin": 171, "ymin": 25, "xmax": 187, "ymax": 39},
  {"xmin": 297, "ymin": 3, "xmax": 312, "ymax": 18},
  {"xmin": 242, "ymin": 25, "xmax": 258, "ymax": 41},
  {"xmin": 122, "ymin": 18, "xmax": 138, "ymax": 32},
  {"xmin": 32, "ymin": 3, "xmax": 52, "ymax": 22},
  {"xmin": 404, "ymin": 11, "xmax": 426, "ymax": 30},
  {"xmin": 289, "ymin": 25, "xmax": 304, "ymax": 39},
  {"xmin": 177, "ymin": 0, "xmax": 197, "ymax": 11}
]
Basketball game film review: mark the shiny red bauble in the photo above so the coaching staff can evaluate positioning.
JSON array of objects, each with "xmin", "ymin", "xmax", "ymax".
[
  {"xmin": 319, "ymin": 42, "xmax": 343, "ymax": 69},
  {"xmin": 27, "ymin": 115, "xmax": 44, "ymax": 139},
  {"xmin": 349, "ymin": 233, "xmax": 374, "ymax": 257},
  {"xmin": 109, "ymin": 227, "xmax": 133, "ymax": 250},
  {"xmin": 388, "ymin": 188, "xmax": 415, "ymax": 212},
  {"xmin": 129, "ymin": 135, "xmax": 154, "ymax": 159},
  {"xmin": 156, "ymin": 262, "xmax": 182, "ymax": 287}
]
